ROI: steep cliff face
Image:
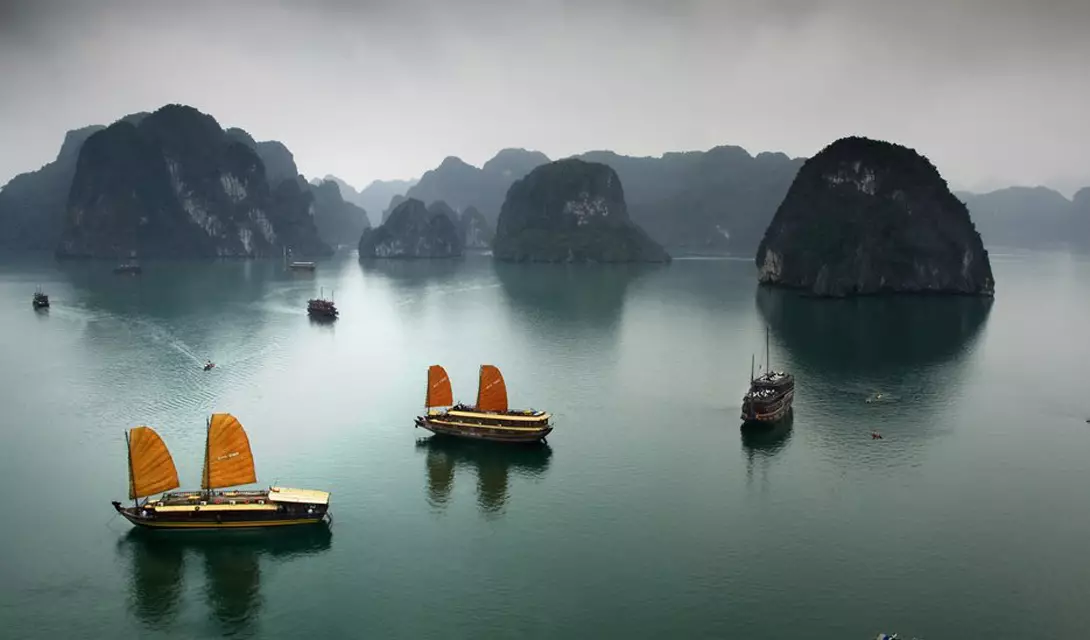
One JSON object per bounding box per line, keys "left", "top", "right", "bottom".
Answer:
{"left": 459, "top": 206, "right": 491, "bottom": 249}
{"left": 225, "top": 128, "right": 299, "bottom": 185}
{"left": 311, "top": 180, "right": 371, "bottom": 248}
{"left": 1073, "top": 187, "right": 1090, "bottom": 243}
{"left": 492, "top": 159, "right": 669, "bottom": 263}
{"left": 58, "top": 104, "right": 329, "bottom": 258}
{"left": 358, "top": 197, "right": 463, "bottom": 259}
{"left": 756, "top": 136, "right": 994, "bottom": 297}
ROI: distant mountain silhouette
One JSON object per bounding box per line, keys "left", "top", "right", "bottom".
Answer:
{"left": 0, "top": 113, "right": 147, "bottom": 250}
{"left": 396, "top": 146, "right": 802, "bottom": 255}
{"left": 318, "top": 175, "right": 417, "bottom": 228}
{"left": 958, "top": 186, "right": 1077, "bottom": 248}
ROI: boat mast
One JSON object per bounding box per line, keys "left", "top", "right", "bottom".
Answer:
{"left": 750, "top": 354, "right": 755, "bottom": 383}
{"left": 126, "top": 430, "right": 136, "bottom": 508}
{"left": 765, "top": 325, "right": 770, "bottom": 373}
{"left": 202, "top": 415, "right": 211, "bottom": 498}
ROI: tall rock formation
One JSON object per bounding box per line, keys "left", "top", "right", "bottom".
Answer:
{"left": 459, "top": 206, "right": 491, "bottom": 250}
{"left": 492, "top": 159, "right": 669, "bottom": 263}
{"left": 311, "top": 180, "right": 371, "bottom": 248}
{"left": 358, "top": 197, "right": 462, "bottom": 259}
{"left": 756, "top": 136, "right": 994, "bottom": 297}
{"left": 58, "top": 104, "right": 330, "bottom": 258}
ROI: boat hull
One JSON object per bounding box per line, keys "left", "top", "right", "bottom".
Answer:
{"left": 741, "top": 390, "right": 795, "bottom": 424}
{"left": 111, "top": 499, "right": 329, "bottom": 531}
{"left": 416, "top": 417, "right": 552, "bottom": 443}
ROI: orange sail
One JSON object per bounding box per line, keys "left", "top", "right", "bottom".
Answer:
{"left": 127, "top": 426, "right": 181, "bottom": 500}
{"left": 201, "top": 413, "right": 257, "bottom": 490}
{"left": 476, "top": 364, "right": 508, "bottom": 413}
{"left": 427, "top": 365, "right": 454, "bottom": 408}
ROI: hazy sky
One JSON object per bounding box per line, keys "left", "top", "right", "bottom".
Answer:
{"left": 2, "top": 0, "right": 1088, "bottom": 195}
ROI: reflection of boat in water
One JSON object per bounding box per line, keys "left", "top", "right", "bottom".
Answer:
{"left": 415, "top": 364, "right": 553, "bottom": 443}
{"left": 111, "top": 414, "right": 331, "bottom": 530}
{"left": 416, "top": 435, "right": 552, "bottom": 514}
{"left": 741, "top": 327, "right": 795, "bottom": 424}
{"left": 118, "top": 524, "right": 331, "bottom": 633}
{"left": 740, "top": 412, "right": 794, "bottom": 456}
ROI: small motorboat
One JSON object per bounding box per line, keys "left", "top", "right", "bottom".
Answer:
{"left": 32, "top": 289, "right": 50, "bottom": 309}
{"left": 203, "top": 361, "right": 215, "bottom": 371}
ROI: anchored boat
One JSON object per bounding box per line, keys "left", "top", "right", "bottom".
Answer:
{"left": 415, "top": 365, "right": 553, "bottom": 443}
{"left": 111, "top": 413, "right": 330, "bottom": 530}
{"left": 740, "top": 326, "right": 795, "bottom": 424}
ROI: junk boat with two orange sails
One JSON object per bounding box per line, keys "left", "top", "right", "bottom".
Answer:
{"left": 740, "top": 327, "right": 795, "bottom": 425}
{"left": 111, "top": 413, "right": 330, "bottom": 530}
{"left": 415, "top": 365, "right": 553, "bottom": 443}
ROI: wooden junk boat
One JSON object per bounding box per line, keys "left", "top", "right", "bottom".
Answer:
{"left": 740, "top": 327, "right": 795, "bottom": 425}
{"left": 307, "top": 287, "right": 338, "bottom": 320}
{"left": 111, "top": 413, "right": 331, "bottom": 530}
{"left": 32, "top": 288, "right": 49, "bottom": 309}
{"left": 415, "top": 365, "right": 553, "bottom": 443}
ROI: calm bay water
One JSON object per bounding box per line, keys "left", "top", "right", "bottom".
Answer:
{"left": 2, "top": 250, "right": 1090, "bottom": 638}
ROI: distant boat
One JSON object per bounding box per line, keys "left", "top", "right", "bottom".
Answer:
{"left": 284, "top": 246, "right": 316, "bottom": 271}
{"left": 203, "top": 361, "right": 215, "bottom": 371}
{"left": 114, "top": 259, "right": 142, "bottom": 274}
{"left": 32, "top": 288, "right": 49, "bottom": 309}
{"left": 740, "top": 326, "right": 795, "bottom": 424}
{"left": 307, "top": 287, "right": 338, "bottom": 320}
{"left": 111, "top": 413, "right": 331, "bottom": 530}
{"left": 415, "top": 365, "right": 553, "bottom": 443}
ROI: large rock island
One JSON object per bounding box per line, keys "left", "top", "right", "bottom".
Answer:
{"left": 492, "top": 159, "right": 669, "bottom": 263}
{"left": 756, "top": 136, "right": 994, "bottom": 297}
{"left": 58, "top": 104, "right": 330, "bottom": 259}
{"left": 358, "top": 197, "right": 463, "bottom": 259}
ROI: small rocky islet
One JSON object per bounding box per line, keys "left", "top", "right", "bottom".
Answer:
{"left": 756, "top": 136, "right": 995, "bottom": 297}
{"left": 358, "top": 197, "right": 464, "bottom": 259}
{"left": 492, "top": 158, "right": 670, "bottom": 263}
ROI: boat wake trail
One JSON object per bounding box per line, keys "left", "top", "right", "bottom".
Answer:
{"left": 131, "top": 318, "right": 204, "bottom": 365}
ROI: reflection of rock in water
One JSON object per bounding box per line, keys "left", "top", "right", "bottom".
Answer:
{"left": 117, "top": 526, "right": 332, "bottom": 634}
{"left": 755, "top": 286, "right": 992, "bottom": 375}
{"left": 494, "top": 262, "right": 654, "bottom": 330}
{"left": 418, "top": 436, "right": 552, "bottom": 517}
{"left": 359, "top": 258, "right": 466, "bottom": 290}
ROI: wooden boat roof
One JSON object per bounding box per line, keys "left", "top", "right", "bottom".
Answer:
{"left": 268, "top": 486, "right": 330, "bottom": 505}
{"left": 444, "top": 409, "right": 551, "bottom": 422}
{"left": 152, "top": 503, "right": 279, "bottom": 513}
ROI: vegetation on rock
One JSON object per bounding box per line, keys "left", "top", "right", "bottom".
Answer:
{"left": 756, "top": 136, "right": 994, "bottom": 297}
